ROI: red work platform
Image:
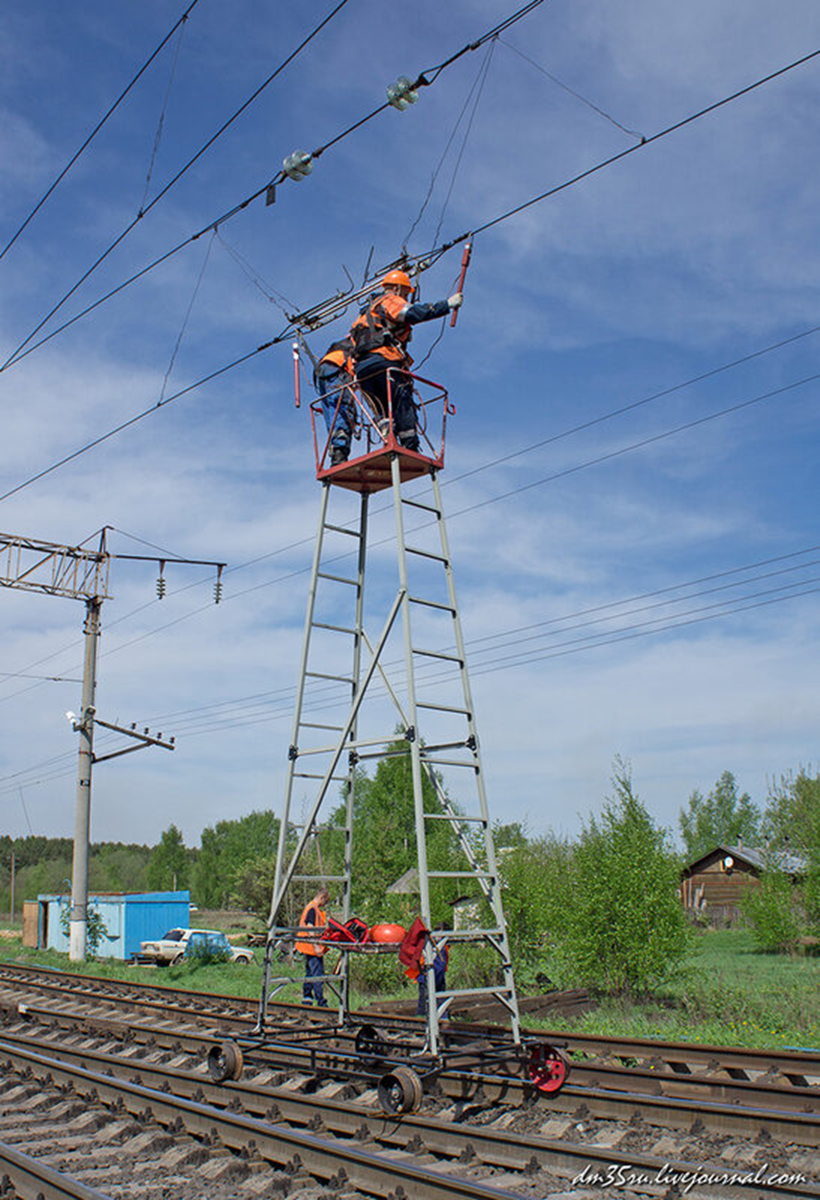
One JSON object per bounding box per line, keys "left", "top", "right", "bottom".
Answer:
{"left": 308, "top": 368, "right": 451, "bottom": 494}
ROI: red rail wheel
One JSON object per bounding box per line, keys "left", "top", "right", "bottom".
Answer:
{"left": 527, "top": 1044, "right": 570, "bottom": 1094}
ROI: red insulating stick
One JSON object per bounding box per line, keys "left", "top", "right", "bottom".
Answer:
{"left": 450, "top": 240, "right": 472, "bottom": 328}
{"left": 292, "top": 342, "right": 301, "bottom": 408}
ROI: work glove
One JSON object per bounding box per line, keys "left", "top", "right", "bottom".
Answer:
{"left": 447, "top": 292, "right": 463, "bottom": 309}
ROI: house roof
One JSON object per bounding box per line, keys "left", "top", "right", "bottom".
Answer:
{"left": 682, "top": 844, "right": 807, "bottom": 878}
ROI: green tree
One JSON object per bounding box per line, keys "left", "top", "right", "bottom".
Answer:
{"left": 147, "top": 824, "right": 189, "bottom": 891}
{"left": 192, "top": 811, "right": 279, "bottom": 908}
{"left": 499, "top": 833, "right": 573, "bottom": 969}
{"left": 552, "top": 759, "right": 689, "bottom": 995}
{"left": 678, "top": 770, "right": 761, "bottom": 859}
{"left": 762, "top": 769, "right": 820, "bottom": 930}
{"left": 741, "top": 865, "right": 802, "bottom": 952}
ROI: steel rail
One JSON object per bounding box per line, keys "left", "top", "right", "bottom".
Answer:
{"left": 3, "top": 1020, "right": 818, "bottom": 1152}
{"left": 0, "top": 1039, "right": 523, "bottom": 1200}
{"left": 2, "top": 962, "right": 818, "bottom": 1088}
{"left": 1, "top": 1038, "right": 817, "bottom": 1200}
{"left": 0, "top": 1139, "right": 114, "bottom": 1200}
{"left": 4, "top": 989, "right": 818, "bottom": 1122}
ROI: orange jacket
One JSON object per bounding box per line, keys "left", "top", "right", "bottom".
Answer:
{"left": 295, "top": 900, "right": 328, "bottom": 956}
{"left": 350, "top": 292, "right": 411, "bottom": 364}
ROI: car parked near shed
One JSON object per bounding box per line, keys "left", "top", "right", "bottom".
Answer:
{"left": 138, "top": 927, "right": 254, "bottom": 965}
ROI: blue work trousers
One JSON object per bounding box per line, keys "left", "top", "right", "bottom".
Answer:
{"left": 316, "top": 364, "right": 354, "bottom": 449}
{"left": 355, "top": 356, "right": 418, "bottom": 447}
{"left": 303, "top": 953, "right": 328, "bottom": 1005}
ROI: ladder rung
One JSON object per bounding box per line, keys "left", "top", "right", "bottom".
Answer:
{"left": 324, "top": 523, "right": 361, "bottom": 538}
{"left": 424, "top": 813, "right": 486, "bottom": 823}
{"left": 419, "top": 739, "right": 473, "bottom": 753}
{"left": 317, "top": 571, "right": 358, "bottom": 586}
{"left": 294, "top": 772, "right": 350, "bottom": 781}
{"left": 300, "top": 722, "right": 344, "bottom": 731}
{"left": 417, "top": 701, "right": 471, "bottom": 715}
{"left": 405, "top": 545, "right": 448, "bottom": 564}
{"left": 412, "top": 647, "right": 461, "bottom": 663}
{"left": 421, "top": 757, "right": 476, "bottom": 769}
{"left": 402, "top": 496, "right": 441, "bottom": 515}
{"left": 292, "top": 875, "right": 347, "bottom": 882}
{"left": 428, "top": 871, "right": 494, "bottom": 879}
{"left": 408, "top": 595, "right": 455, "bottom": 613}
{"left": 305, "top": 670, "right": 354, "bottom": 684}
{"left": 437, "top": 986, "right": 514, "bottom": 999}
{"left": 433, "top": 929, "right": 505, "bottom": 939}
{"left": 312, "top": 621, "right": 357, "bottom": 635}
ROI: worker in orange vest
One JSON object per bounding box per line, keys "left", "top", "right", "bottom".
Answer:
{"left": 315, "top": 336, "right": 356, "bottom": 465}
{"left": 404, "top": 922, "right": 449, "bottom": 1016}
{"left": 295, "top": 887, "right": 331, "bottom": 1007}
{"left": 350, "top": 270, "right": 462, "bottom": 452}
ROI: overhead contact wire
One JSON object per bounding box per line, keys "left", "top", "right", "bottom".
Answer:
{"left": 0, "top": 0, "right": 201, "bottom": 265}
{"left": 0, "top": 0, "right": 354, "bottom": 371}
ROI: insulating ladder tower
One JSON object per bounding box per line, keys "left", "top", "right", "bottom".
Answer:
{"left": 258, "top": 370, "right": 521, "bottom": 1058}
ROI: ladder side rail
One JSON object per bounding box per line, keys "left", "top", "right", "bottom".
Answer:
{"left": 430, "top": 470, "right": 522, "bottom": 1043}
{"left": 390, "top": 452, "right": 441, "bottom": 1057}
{"left": 268, "top": 586, "right": 405, "bottom": 925}
{"left": 359, "top": 626, "right": 493, "bottom": 899}
{"left": 259, "top": 483, "right": 334, "bottom": 1031}
{"left": 339, "top": 491, "right": 369, "bottom": 1023}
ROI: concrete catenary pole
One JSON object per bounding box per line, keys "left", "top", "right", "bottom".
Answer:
{"left": 69, "top": 596, "right": 101, "bottom": 961}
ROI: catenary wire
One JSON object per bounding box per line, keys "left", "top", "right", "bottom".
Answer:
{"left": 0, "top": 0, "right": 546, "bottom": 374}
{"left": 2, "top": 34, "right": 815, "bottom": 510}
{"left": 139, "top": 9, "right": 190, "bottom": 215}
{"left": 0, "top": 0, "right": 354, "bottom": 371}
{"left": 0, "top": 0, "right": 201, "bottom": 265}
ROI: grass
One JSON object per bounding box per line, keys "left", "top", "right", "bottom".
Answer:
{"left": 3, "top": 926, "right": 818, "bottom": 1051}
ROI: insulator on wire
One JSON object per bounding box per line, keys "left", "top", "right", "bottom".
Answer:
{"left": 156, "top": 562, "right": 166, "bottom": 600}
{"left": 214, "top": 564, "right": 224, "bottom": 605}
{"left": 387, "top": 76, "right": 419, "bottom": 111}
{"left": 282, "top": 150, "right": 313, "bottom": 181}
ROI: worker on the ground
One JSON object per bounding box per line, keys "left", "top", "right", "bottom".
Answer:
{"left": 405, "top": 923, "right": 449, "bottom": 1016}
{"left": 315, "top": 336, "right": 356, "bottom": 466}
{"left": 350, "top": 271, "right": 462, "bottom": 452}
{"left": 295, "top": 887, "right": 331, "bottom": 1007}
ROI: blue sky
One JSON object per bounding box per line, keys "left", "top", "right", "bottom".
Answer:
{"left": 0, "top": 0, "right": 818, "bottom": 849}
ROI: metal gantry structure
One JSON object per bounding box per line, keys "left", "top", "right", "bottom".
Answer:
{"left": 257, "top": 371, "right": 522, "bottom": 1060}
{"left": 0, "top": 529, "right": 225, "bottom": 960}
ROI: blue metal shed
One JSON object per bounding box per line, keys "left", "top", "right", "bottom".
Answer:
{"left": 38, "top": 891, "right": 190, "bottom": 959}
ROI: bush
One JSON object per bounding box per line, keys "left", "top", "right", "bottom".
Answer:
{"left": 548, "top": 759, "right": 690, "bottom": 996}
{"left": 741, "top": 870, "right": 801, "bottom": 952}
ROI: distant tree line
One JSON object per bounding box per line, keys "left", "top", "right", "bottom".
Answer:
{"left": 2, "top": 754, "right": 817, "bottom": 984}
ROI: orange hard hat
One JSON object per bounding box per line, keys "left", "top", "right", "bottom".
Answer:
{"left": 381, "top": 270, "right": 414, "bottom": 294}
{"left": 370, "top": 922, "right": 407, "bottom": 944}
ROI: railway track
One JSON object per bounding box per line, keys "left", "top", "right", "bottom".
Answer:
{"left": 0, "top": 961, "right": 817, "bottom": 1199}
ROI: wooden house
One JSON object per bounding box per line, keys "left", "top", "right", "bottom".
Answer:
{"left": 680, "top": 844, "right": 806, "bottom": 924}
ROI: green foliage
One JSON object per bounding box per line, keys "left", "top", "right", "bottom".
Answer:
{"left": 549, "top": 758, "right": 690, "bottom": 996}
{"left": 678, "top": 770, "right": 761, "bottom": 859}
{"left": 184, "top": 938, "right": 230, "bottom": 967}
{"left": 192, "top": 811, "right": 279, "bottom": 908}
{"left": 499, "top": 834, "right": 573, "bottom": 966}
{"left": 146, "top": 824, "right": 190, "bottom": 891}
{"left": 326, "top": 741, "right": 464, "bottom": 924}
{"left": 741, "top": 867, "right": 802, "bottom": 952}
{"left": 58, "top": 900, "right": 108, "bottom": 956}
{"left": 762, "top": 767, "right": 820, "bottom": 851}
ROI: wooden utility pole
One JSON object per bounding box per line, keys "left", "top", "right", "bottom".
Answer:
{"left": 9, "top": 850, "right": 15, "bottom": 924}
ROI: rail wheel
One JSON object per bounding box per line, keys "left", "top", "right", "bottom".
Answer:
{"left": 208, "top": 1040, "right": 244, "bottom": 1083}
{"left": 355, "top": 1023, "right": 384, "bottom": 1069}
{"left": 527, "top": 1044, "right": 570, "bottom": 1094}
{"left": 377, "top": 1066, "right": 423, "bottom": 1114}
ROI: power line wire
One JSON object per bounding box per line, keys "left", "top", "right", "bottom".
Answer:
{"left": 0, "top": 0, "right": 546, "bottom": 374}
{"left": 0, "top": 0, "right": 201, "bottom": 265}
{"left": 0, "top": 0, "right": 354, "bottom": 370}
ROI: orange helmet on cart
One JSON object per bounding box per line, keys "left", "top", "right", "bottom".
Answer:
{"left": 381, "top": 269, "right": 414, "bottom": 294}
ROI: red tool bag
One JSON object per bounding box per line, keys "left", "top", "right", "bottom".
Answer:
{"left": 321, "top": 916, "right": 370, "bottom": 945}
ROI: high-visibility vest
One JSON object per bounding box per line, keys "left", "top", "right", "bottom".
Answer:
{"left": 350, "top": 292, "right": 410, "bottom": 364}
{"left": 295, "top": 901, "right": 328, "bottom": 956}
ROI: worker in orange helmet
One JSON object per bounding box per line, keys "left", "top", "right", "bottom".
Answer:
{"left": 295, "top": 886, "right": 331, "bottom": 1006}
{"left": 350, "top": 270, "right": 462, "bottom": 452}
{"left": 314, "top": 335, "right": 355, "bottom": 465}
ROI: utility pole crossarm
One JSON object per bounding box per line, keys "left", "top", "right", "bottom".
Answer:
{"left": 0, "top": 533, "right": 110, "bottom": 601}
{"left": 91, "top": 717, "right": 175, "bottom": 764}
